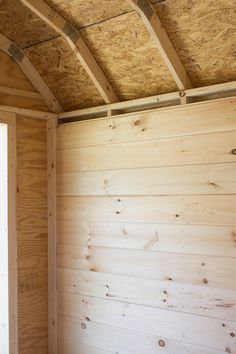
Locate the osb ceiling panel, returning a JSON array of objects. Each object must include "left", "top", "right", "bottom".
[
  {"left": 45, "top": 0, "right": 132, "bottom": 28},
  {"left": 0, "top": 0, "right": 57, "bottom": 48},
  {"left": 154, "top": 0, "right": 236, "bottom": 86},
  {"left": 80, "top": 12, "right": 177, "bottom": 101},
  {"left": 25, "top": 37, "right": 105, "bottom": 110}
]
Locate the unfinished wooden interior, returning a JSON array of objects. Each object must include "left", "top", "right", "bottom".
[{"left": 0, "top": 1, "right": 235, "bottom": 354}]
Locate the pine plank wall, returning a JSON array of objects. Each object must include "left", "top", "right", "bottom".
[
  {"left": 0, "top": 50, "right": 48, "bottom": 354},
  {"left": 57, "top": 97, "right": 236, "bottom": 354}
]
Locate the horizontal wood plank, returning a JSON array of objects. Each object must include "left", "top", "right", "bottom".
[
  {"left": 58, "top": 338, "right": 114, "bottom": 354},
  {"left": 57, "top": 97, "right": 236, "bottom": 149},
  {"left": 57, "top": 220, "right": 236, "bottom": 257},
  {"left": 58, "top": 315, "right": 232, "bottom": 354},
  {"left": 58, "top": 291, "right": 236, "bottom": 352},
  {"left": 58, "top": 245, "right": 236, "bottom": 290},
  {"left": 57, "top": 195, "right": 236, "bottom": 225},
  {"left": 57, "top": 131, "right": 236, "bottom": 172},
  {"left": 58, "top": 268, "right": 236, "bottom": 320},
  {"left": 57, "top": 162, "right": 236, "bottom": 196}
]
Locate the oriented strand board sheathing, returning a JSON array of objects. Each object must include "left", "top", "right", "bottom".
[
  {"left": 25, "top": 37, "right": 105, "bottom": 110},
  {"left": 0, "top": 0, "right": 57, "bottom": 48},
  {"left": 45, "top": 0, "right": 132, "bottom": 28},
  {"left": 154, "top": 0, "right": 236, "bottom": 86},
  {"left": 80, "top": 12, "right": 177, "bottom": 100}
]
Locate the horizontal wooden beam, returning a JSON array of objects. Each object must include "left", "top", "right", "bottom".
[
  {"left": 20, "top": 0, "right": 119, "bottom": 104},
  {"left": 0, "top": 105, "right": 57, "bottom": 119},
  {"left": 0, "top": 85, "right": 43, "bottom": 99},
  {"left": 0, "top": 33, "right": 63, "bottom": 113},
  {"left": 127, "top": 0, "right": 191, "bottom": 90},
  {"left": 58, "top": 81, "right": 236, "bottom": 120}
]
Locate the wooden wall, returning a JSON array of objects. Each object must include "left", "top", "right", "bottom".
[
  {"left": 0, "top": 50, "right": 48, "bottom": 354},
  {"left": 56, "top": 97, "right": 236, "bottom": 354},
  {"left": 17, "top": 117, "right": 48, "bottom": 354},
  {"left": 0, "top": 49, "right": 48, "bottom": 111}
]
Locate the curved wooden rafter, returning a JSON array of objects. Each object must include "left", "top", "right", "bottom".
[
  {"left": 0, "top": 32, "right": 63, "bottom": 113},
  {"left": 128, "top": 0, "right": 192, "bottom": 90},
  {"left": 20, "top": 0, "right": 119, "bottom": 104}
]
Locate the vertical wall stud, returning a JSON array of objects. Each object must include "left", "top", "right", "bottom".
[{"left": 47, "top": 118, "right": 57, "bottom": 354}]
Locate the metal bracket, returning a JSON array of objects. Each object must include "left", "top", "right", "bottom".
[
  {"left": 137, "top": 0, "right": 154, "bottom": 19},
  {"left": 63, "top": 22, "right": 80, "bottom": 43},
  {"left": 8, "top": 43, "right": 24, "bottom": 63}
]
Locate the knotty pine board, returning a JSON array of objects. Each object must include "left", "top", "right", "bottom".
[
  {"left": 56, "top": 101, "right": 236, "bottom": 354},
  {"left": 57, "top": 130, "right": 236, "bottom": 173},
  {"left": 57, "top": 220, "right": 236, "bottom": 257}
]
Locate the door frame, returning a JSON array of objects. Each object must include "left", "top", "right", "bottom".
[{"left": 0, "top": 111, "right": 18, "bottom": 354}]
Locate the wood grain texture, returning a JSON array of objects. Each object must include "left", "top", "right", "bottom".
[
  {"left": 57, "top": 195, "right": 236, "bottom": 225},
  {"left": 58, "top": 267, "right": 236, "bottom": 320},
  {"left": 58, "top": 291, "right": 236, "bottom": 352},
  {"left": 58, "top": 244, "right": 236, "bottom": 290},
  {"left": 57, "top": 130, "right": 236, "bottom": 173},
  {"left": 57, "top": 97, "right": 236, "bottom": 149},
  {"left": 57, "top": 162, "right": 236, "bottom": 196},
  {"left": 0, "top": 49, "right": 49, "bottom": 111},
  {"left": 58, "top": 314, "right": 234, "bottom": 354},
  {"left": 56, "top": 101, "right": 236, "bottom": 354},
  {"left": 17, "top": 117, "right": 48, "bottom": 354},
  {"left": 57, "top": 220, "right": 236, "bottom": 257}
]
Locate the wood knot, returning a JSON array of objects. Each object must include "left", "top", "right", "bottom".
[
  {"left": 81, "top": 323, "right": 86, "bottom": 329},
  {"left": 134, "top": 119, "right": 141, "bottom": 126},
  {"left": 158, "top": 340, "right": 165, "bottom": 347},
  {"left": 230, "top": 333, "right": 235, "bottom": 337},
  {"left": 231, "top": 149, "right": 236, "bottom": 155},
  {"left": 202, "top": 278, "right": 208, "bottom": 284}
]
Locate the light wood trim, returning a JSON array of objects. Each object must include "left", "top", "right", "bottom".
[
  {"left": 0, "top": 105, "right": 57, "bottom": 119},
  {"left": 20, "top": 0, "right": 119, "bottom": 104},
  {"left": 127, "top": 0, "right": 191, "bottom": 89},
  {"left": 58, "top": 81, "right": 236, "bottom": 120},
  {"left": 0, "top": 85, "right": 42, "bottom": 99},
  {"left": 47, "top": 118, "right": 57, "bottom": 354},
  {"left": 0, "top": 111, "right": 18, "bottom": 354},
  {"left": 0, "top": 32, "right": 63, "bottom": 113}
]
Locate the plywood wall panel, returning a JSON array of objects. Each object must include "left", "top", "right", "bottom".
[
  {"left": 57, "top": 101, "right": 236, "bottom": 354},
  {"left": 0, "top": 50, "right": 48, "bottom": 111},
  {"left": 17, "top": 117, "right": 48, "bottom": 354}
]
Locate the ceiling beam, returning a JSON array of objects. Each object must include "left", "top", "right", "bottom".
[
  {"left": 127, "top": 0, "right": 192, "bottom": 90},
  {"left": 20, "top": 0, "right": 119, "bottom": 104},
  {"left": 0, "top": 33, "right": 63, "bottom": 113}
]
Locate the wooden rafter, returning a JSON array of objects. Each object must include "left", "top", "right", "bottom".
[
  {"left": 127, "top": 0, "right": 192, "bottom": 90},
  {"left": 0, "top": 33, "right": 63, "bottom": 113},
  {"left": 20, "top": 0, "right": 119, "bottom": 104}
]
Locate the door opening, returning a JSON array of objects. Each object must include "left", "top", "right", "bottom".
[{"left": 0, "top": 123, "right": 9, "bottom": 354}]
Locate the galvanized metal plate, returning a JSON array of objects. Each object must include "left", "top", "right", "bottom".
[
  {"left": 137, "top": 0, "right": 154, "bottom": 19},
  {"left": 63, "top": 22, "right": 80, "bottom": 43},
  {"left": 8, "top": 43, "right": 24, "bottom": 63}
]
